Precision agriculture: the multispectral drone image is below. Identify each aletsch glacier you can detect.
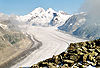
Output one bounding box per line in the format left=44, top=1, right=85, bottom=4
left=0, top=7, right=99, bottom=68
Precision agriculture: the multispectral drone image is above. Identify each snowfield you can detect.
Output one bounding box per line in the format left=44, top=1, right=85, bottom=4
left=11, top=26, right=86, bottom=68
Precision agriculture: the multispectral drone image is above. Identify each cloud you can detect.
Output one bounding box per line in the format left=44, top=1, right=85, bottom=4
left=80, top=0, right=100, bottom=25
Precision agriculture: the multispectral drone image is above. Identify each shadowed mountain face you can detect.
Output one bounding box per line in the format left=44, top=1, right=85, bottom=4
left=58, top=12, right=86, bottom=33
left=58, top=12, right=100, bottom=40
left=73, top=23, right=100, bottom=40
left=72, top=0, right=100, bottom=40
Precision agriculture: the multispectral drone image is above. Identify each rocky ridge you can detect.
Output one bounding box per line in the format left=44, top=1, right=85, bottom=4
left=0, top=17, right=32, bottom=67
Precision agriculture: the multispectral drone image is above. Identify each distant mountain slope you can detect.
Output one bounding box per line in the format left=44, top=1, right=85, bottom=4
left=73, top=23, right=100, bottom=40
left=58, top=12, right=86, bottom=33
left=58, top=12, right=100, bottom=40
left=0, top=14, right=32, bottom=66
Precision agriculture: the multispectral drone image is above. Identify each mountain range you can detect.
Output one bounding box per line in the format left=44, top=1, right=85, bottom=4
left=16, top=7, right=100, bottom=40
left=16, top=7, right=71, bottom=27
left=0, top=7, right=100, bottom=40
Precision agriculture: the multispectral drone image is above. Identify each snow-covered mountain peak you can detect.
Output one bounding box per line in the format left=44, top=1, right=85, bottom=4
left=30, top=7, right=45, bottom=14
left=58, top=11, right=68, bottom=15
left=46, top=8, right=56, bottom=14
left=15, top=7, right=71, bottom=27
